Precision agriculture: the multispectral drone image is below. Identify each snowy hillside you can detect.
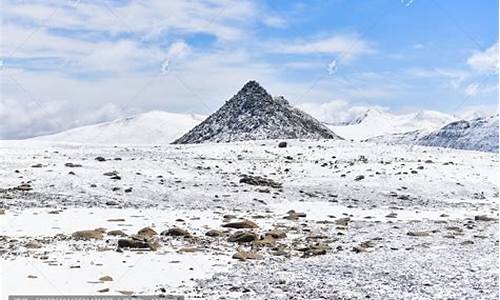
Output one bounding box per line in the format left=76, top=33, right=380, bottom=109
left=418, top=114, right=499, bottom=152
left=31, top=111, right=206, bottom=144
left=329, top=108, right=457, bottom=140
left=174, top=81, right=341, bottom=144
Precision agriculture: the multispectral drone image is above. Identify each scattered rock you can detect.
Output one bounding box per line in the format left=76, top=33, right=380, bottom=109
left=239, top=174, right=282, bottom=188
left=265, top=229, right=287, bottom=239
left=385, top=212, right=397, bottom=218
left=15, top=183, right=33, bottom=191
left=335, top=217, right=351, bottom=226
left=474, top=215, right=496, bottom=222
left=72, top=230, right=104, bottom=240
left=137, top=227, right=157, bottom=238
left=222, top=219, right=258, bottom=229
left=284, top=210, right=307, bottom=220
left=205, top=229, right=223, bottom=237
left=407, top=231, right=430, bottom=237
left=354, top=175, right=365, bottom=181
left=65, top=162, right=82, bottom=168
left=24, top=240, right=43, bottom=249
left=299, top=243, right=330, bottom=257
left=228, top=231, right=257, bottom=243
left=117, top=238, right=157, bottom=250
left=95, top=156, right=106, bottom=162
left=99, top=275, right=113, bottom=282
left=232, top=251, right=262, bottom=261
left=107, top=230, right=127, bottom=237
left=278, top=141, right=288, bottom=148
left=161, top=227, right=191, bottom=238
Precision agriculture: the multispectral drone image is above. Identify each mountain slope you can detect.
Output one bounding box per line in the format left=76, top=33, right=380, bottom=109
left=173, top=81, right=341, bottom=144
left=32, top=111, right=205, bottom=144
left=329, top=108, right=457, bottom=140
left=418, top=115, right=499, bottom=152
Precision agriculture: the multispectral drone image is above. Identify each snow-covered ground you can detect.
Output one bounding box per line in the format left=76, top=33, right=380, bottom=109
left=0, top=139, right=498, bottom=299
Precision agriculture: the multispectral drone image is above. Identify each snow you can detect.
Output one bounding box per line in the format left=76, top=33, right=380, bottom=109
left=368, top=114, right=499, bottom=153
left=0, top=139, right=497, bottom=299
left=330, top=108, right=457, bottom=140
left=418, top=114, right=499, bottom=152
left=31, top=111, right=206, bottom=145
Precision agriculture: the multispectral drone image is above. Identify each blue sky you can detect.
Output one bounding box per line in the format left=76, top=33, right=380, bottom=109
left=1, top=0, right=498, bottom=138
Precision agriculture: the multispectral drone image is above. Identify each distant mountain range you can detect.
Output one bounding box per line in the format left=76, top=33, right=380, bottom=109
left=32, top=111, right=205, bottom=144
left=173, top=81, right=341, bottom=143
left=327, top=108, right=458, bottom=140
left=27, top=81, right=498, bottom=153
left=368, top=115, right=499, bottom=153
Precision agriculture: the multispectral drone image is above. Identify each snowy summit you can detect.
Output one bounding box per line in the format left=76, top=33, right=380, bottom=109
left=174, top=81, right=342, bottom=144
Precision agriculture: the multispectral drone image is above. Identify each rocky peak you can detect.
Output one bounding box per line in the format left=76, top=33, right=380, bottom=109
left=173, top=81, right=342, bottom=144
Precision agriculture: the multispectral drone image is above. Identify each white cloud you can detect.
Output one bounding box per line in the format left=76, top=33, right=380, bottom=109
left=0, top=98, right=124, bottom=139
left=464, top=82, right=498, bottom=96
left=262, top=16, right=287, bottom=28
left=1, top=0, right=257, bottom=43
left=272, top=34, right=373, bottom=60
left=464, top=82, right=480, bottom=96
left=467, top=42, right=499, bottom=73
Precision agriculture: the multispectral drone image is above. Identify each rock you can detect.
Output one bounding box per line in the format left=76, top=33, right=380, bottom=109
left=232, top=251, right=262, bottom=261
left=299, top=243, right=330, bottom=257
left=24, top=240, right=43, bottom=249
left=97, top=288, right=109, bottom=293
left=32, top=163, right=43, bottom=168
left=265, top=230, right=287, bottom=239
left=222, top=219, right=258, bottom=229
left=354, top=175, right=365, bottom=181
left=352, top=246, right=367, bottom=253
left=16, top=183, right=33, bottom=191
left=227, top=231, right=257, bottom=243
left=161, top=227, right=191, bottom=238
left=239, top=174, right=282, bottom=188
left=95, top=156, right=106, bottom=162
left=72, top=230, right=104, bottom=240
left=283, top=210, right=307, bottom=220
left=474, top=215, right=496, bottom=222
left=99, top=275, right=113, bottom=282
left=124, top=187, right=133, bottom=193
left=278, top=141, right=288, bottom=148
left=137, top=227, right=157, bottom=237
left=178, top=247, right=204, bottom=253
left=107, top=230, right=127, bottom=237
left=407, top=231, right=430, bottom=237
left=0, top=208, right=5, bottom=215
left=255, top=235, right=276, bottom=247
left=205, top=229, right=223, bottom=237
left=334, top=217, right=351, bottom=226
left=385, top=212, right=397, bottom=218
left=118, top=291, right=134, bottom=296
left=65, top=162, right=82, bottom=167
left=117, top=238, right=157, bottom=250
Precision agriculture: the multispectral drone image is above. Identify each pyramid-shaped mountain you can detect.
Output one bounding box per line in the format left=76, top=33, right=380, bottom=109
left=173, top=81, right=342, bottom=144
